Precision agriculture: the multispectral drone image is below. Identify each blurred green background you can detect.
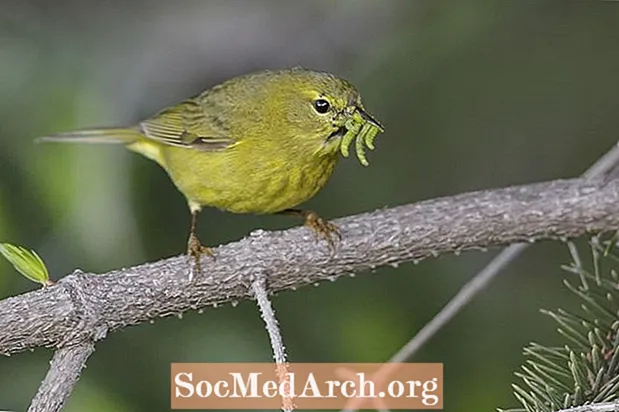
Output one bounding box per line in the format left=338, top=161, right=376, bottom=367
left=1, top=1, right=619, bottom=410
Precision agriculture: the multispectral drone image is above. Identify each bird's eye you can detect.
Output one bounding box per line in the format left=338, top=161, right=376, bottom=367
left=313, top=99, right=330, bottom=114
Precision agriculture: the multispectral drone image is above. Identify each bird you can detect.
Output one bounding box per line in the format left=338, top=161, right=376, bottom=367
left=39, top=67, right=383, bottom=266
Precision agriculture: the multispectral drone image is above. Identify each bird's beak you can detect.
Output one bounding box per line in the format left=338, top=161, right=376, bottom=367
left=355, top=107, right=384, bottom=131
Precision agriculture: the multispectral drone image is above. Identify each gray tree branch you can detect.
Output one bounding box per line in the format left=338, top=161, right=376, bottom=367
left=27, top=342, right=95, bottom=412
left=2, top=177, right=619, bottom=357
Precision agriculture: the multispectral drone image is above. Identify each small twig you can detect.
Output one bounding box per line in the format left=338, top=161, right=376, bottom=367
left=27, top=342, right=95, bottom=412
left=252, top=276, right=293, bottom=412
left=252, top=276, right=288, bottom=364
left=400, top=243, right=528, bottom=362
left=557, top=401, right=619, bottom=412
left=582, top=142, right=619, bottom=179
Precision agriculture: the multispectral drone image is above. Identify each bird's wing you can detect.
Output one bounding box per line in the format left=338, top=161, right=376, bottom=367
left=139, top=98, right=235, bottom=151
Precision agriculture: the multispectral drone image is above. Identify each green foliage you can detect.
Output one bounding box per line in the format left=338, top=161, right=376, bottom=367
left=0, top=242, right=53, bottom=286
left=503, top=237, right=619, bottom=412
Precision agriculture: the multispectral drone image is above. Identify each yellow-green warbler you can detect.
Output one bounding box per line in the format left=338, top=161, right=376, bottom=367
left=40, top=68, right=384, bottom=262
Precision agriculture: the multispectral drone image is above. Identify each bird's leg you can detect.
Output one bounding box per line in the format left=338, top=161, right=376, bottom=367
left=187, top=209, right=215, bottom=270
left=278, top=209, right=341, bottom=249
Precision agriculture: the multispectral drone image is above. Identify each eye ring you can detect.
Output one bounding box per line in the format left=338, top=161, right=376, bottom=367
left=313, top=98, right=330, bottom=114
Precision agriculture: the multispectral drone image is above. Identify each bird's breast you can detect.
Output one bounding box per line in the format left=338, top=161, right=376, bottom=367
left=163, top=143, right=339, bottom=214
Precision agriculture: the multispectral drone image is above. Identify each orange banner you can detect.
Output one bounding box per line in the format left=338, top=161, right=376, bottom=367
left=171, top=362, right=442, bottom=410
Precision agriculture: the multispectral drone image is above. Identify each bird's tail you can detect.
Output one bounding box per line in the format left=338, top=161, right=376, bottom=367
left=37, top=127, right=143, bottom=145
left=37, top=127, right=167, bottom=167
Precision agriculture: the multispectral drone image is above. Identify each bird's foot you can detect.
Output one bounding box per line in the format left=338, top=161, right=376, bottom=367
left=303, top=211, right=342, bottom=251
left=187, top=233, right=215, bottom=281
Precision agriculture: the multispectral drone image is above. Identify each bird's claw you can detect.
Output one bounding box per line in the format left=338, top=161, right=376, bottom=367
left=304, top=211, right=342, bottom=251
left=187, top=233, right=215, bottom=280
